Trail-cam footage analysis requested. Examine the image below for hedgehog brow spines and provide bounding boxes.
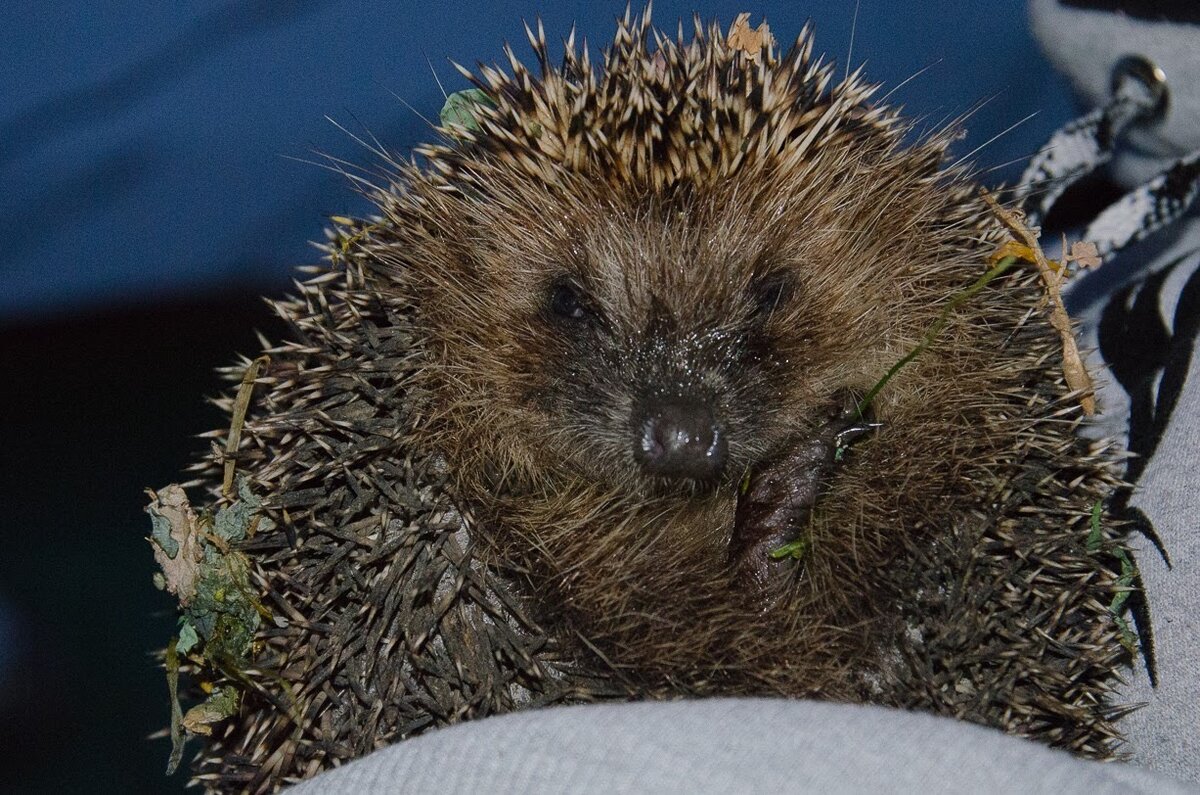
[426,8,888,195]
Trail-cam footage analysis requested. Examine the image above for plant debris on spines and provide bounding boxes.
[147,476,272,772]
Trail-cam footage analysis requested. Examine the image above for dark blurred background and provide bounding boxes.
[0,1,1073,791]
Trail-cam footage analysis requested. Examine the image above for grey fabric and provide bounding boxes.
[1028,1,1200,783]
[286,699,1196,794]
[1123,356,1200,778]
[1070,231,1200,784]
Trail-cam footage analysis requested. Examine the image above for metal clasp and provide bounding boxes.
[1110,54,1169,123]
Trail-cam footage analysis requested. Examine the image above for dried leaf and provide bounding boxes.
[1067,240,1102,270]
[146,485,204,606]
[165,638,185,775]
[727,13,773,62]
[223,357,269,498]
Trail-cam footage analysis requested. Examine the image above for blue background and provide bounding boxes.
[1,0,1070,321]
[0,2,1073,792]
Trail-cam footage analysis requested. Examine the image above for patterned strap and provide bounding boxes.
[1083,152,1200,258]
[1014,55,1200,263]
[1017,105,1123,225]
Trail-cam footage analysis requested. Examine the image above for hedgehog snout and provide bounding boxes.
[633,400,727,480]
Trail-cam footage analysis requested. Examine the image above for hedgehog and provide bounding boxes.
[155,9,1134,792]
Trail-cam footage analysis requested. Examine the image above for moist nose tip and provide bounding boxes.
[634,401,727,479]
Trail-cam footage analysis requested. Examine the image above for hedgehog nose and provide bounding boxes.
[634,401,727,480]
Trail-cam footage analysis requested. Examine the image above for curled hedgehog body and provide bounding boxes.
[174,10,1132,792]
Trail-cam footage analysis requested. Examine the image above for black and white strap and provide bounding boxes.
[1083,151,1200,258]
[1016,54,1200,261]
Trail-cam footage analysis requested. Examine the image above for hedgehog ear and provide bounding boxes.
[410,231,486,293]
[450,247,490,289]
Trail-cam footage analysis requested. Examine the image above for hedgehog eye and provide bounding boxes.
[749,272,793,319]
[548,278,590,321]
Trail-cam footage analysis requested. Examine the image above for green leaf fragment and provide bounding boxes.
[149,509,180,558]
[213,475,263,542]
[1086,500,1103,553]
[439,88,495,131]
[1085,500,1141,652]
[769,538,809,560]
[176,622,200,655]
[182,686,240,736]
[236,475,261,508]
[1111,547,1136,614]
[213,502,249,542]
[1113,614,1139,654]
[151,479,276,770]
[187,549,261,664]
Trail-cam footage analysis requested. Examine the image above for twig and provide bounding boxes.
[224,356,270,498]
[980,190,1096,415]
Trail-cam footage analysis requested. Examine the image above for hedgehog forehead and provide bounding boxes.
[425,133,949,345]
[479,187,775,319]
[582,196,772,282]
[457,171,774,275]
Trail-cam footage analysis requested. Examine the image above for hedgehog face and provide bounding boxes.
[513,203,841,494]
[403,173,913,500]
[384,11,974,505]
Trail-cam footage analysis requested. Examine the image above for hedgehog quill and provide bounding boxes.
[150,10,1134,792]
